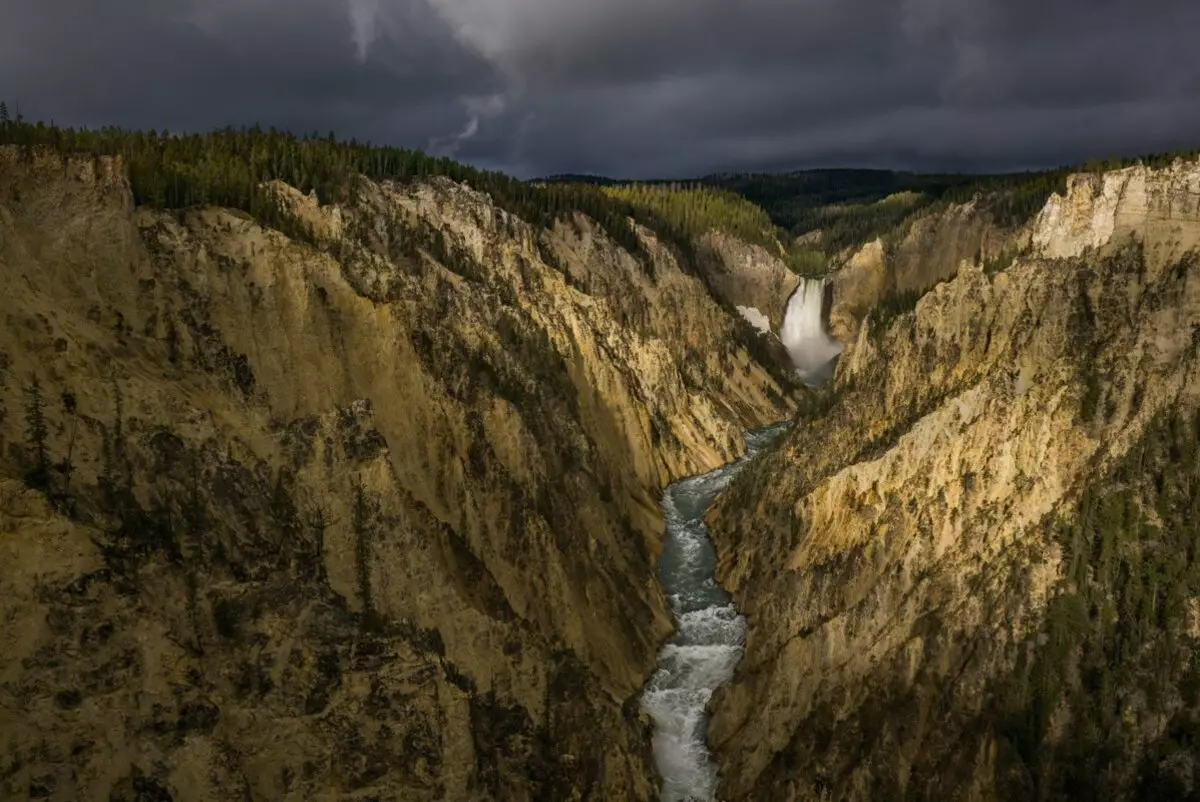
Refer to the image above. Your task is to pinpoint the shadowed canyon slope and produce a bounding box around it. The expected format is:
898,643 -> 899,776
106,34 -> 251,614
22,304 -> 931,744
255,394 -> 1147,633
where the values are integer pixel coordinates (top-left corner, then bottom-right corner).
0,147 -> 800,801
708,159 -> 1200,800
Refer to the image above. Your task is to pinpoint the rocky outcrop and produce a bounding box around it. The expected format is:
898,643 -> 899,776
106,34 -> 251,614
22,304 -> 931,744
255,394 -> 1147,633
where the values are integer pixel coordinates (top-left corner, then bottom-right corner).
824,240 -> 885,344
0,148 -> 797,801
694,231 -> 800,332
825,200 -> 1024,343
707,158 -> 1200,800
1032,160 -> 1200,270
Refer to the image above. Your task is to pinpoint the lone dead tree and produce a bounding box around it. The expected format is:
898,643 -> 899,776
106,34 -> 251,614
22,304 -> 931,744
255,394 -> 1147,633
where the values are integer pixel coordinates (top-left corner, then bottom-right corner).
302,499 -> 338,585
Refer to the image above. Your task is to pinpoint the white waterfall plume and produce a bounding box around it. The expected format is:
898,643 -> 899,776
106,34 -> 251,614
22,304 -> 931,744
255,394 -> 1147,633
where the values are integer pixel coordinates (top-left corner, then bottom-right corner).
780,278 -> 841,385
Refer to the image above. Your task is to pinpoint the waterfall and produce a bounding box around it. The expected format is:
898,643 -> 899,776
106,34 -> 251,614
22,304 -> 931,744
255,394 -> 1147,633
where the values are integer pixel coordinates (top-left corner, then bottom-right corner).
780,278 -> 841,386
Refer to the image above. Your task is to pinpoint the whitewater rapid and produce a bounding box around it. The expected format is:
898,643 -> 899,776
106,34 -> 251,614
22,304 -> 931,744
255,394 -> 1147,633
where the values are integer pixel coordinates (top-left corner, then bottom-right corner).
641,424 -> 789,802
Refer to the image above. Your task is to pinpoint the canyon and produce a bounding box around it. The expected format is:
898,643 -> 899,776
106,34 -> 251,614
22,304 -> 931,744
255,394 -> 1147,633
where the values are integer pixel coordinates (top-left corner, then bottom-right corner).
3,135 -> 1200,802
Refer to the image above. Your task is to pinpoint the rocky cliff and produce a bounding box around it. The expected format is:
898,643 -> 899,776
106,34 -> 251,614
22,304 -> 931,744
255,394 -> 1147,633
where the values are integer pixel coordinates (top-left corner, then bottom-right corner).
824,198 -> 1024,344
707,158 -> 1200,800
693,230 -> 800,333
0,147 -> 797,801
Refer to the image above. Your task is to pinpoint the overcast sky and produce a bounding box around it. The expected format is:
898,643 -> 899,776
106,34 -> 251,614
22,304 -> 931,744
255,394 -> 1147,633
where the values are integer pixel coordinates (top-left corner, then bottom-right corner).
2,0 -> 1198,178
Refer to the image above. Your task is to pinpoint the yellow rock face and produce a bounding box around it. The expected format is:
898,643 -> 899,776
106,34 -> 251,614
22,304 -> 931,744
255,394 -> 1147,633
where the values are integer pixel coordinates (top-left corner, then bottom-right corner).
694,230 -> 801,333
706,159 -> 1200,800
0,148 -> 795,801
825,200 -> 1022,344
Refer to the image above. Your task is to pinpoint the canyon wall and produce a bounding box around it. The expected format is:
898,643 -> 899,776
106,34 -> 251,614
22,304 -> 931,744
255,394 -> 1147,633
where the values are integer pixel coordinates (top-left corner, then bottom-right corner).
0,148 -> 797,801
825,199 -> 1026,344
708,159 -> 1200,800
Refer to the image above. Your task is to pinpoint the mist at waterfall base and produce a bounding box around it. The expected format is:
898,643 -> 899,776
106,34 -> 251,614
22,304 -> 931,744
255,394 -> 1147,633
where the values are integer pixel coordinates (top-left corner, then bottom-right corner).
781,279 -> 842,386
641,425 -> 789,802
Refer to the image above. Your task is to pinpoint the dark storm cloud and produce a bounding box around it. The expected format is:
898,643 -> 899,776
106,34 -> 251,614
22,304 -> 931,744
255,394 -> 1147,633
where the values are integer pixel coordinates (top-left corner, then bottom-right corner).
2,0 -> 1198,177
0,0 -> 499,145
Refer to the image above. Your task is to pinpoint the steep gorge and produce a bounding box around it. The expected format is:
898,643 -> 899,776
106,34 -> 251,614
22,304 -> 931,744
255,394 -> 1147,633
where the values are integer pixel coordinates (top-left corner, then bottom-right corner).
707,159 -> 1200,800
0,147 -> 800,801
11,137 -> 1200,802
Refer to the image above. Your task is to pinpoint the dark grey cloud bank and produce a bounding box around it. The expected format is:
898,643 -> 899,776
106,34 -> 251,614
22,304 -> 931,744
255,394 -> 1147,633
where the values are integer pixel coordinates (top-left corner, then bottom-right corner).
2,0 -> 1198,178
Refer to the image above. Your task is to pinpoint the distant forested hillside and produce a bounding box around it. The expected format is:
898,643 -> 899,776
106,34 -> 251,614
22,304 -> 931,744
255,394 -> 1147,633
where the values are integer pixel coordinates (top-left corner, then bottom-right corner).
537,174 -> 626,187
541,150 -> 1197,278
0,115 -> 700,268
704,149 -> 1199,256
602,183 -> 779,251
7,106 -> 1192,280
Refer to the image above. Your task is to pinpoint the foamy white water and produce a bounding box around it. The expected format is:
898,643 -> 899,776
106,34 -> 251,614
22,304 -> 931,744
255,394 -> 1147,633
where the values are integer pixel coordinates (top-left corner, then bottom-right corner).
781,278 -> 842,385
642,424 -> 788,802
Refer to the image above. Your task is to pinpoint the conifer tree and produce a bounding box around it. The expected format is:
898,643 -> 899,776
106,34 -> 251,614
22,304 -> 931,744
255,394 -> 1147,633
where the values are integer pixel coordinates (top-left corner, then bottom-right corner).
23,376 -> 49,489
352,477 -> 378,629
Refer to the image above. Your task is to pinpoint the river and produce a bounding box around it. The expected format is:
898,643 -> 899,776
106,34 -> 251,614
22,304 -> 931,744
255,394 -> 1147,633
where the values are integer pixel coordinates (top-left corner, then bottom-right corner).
641,423 -> 790,802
